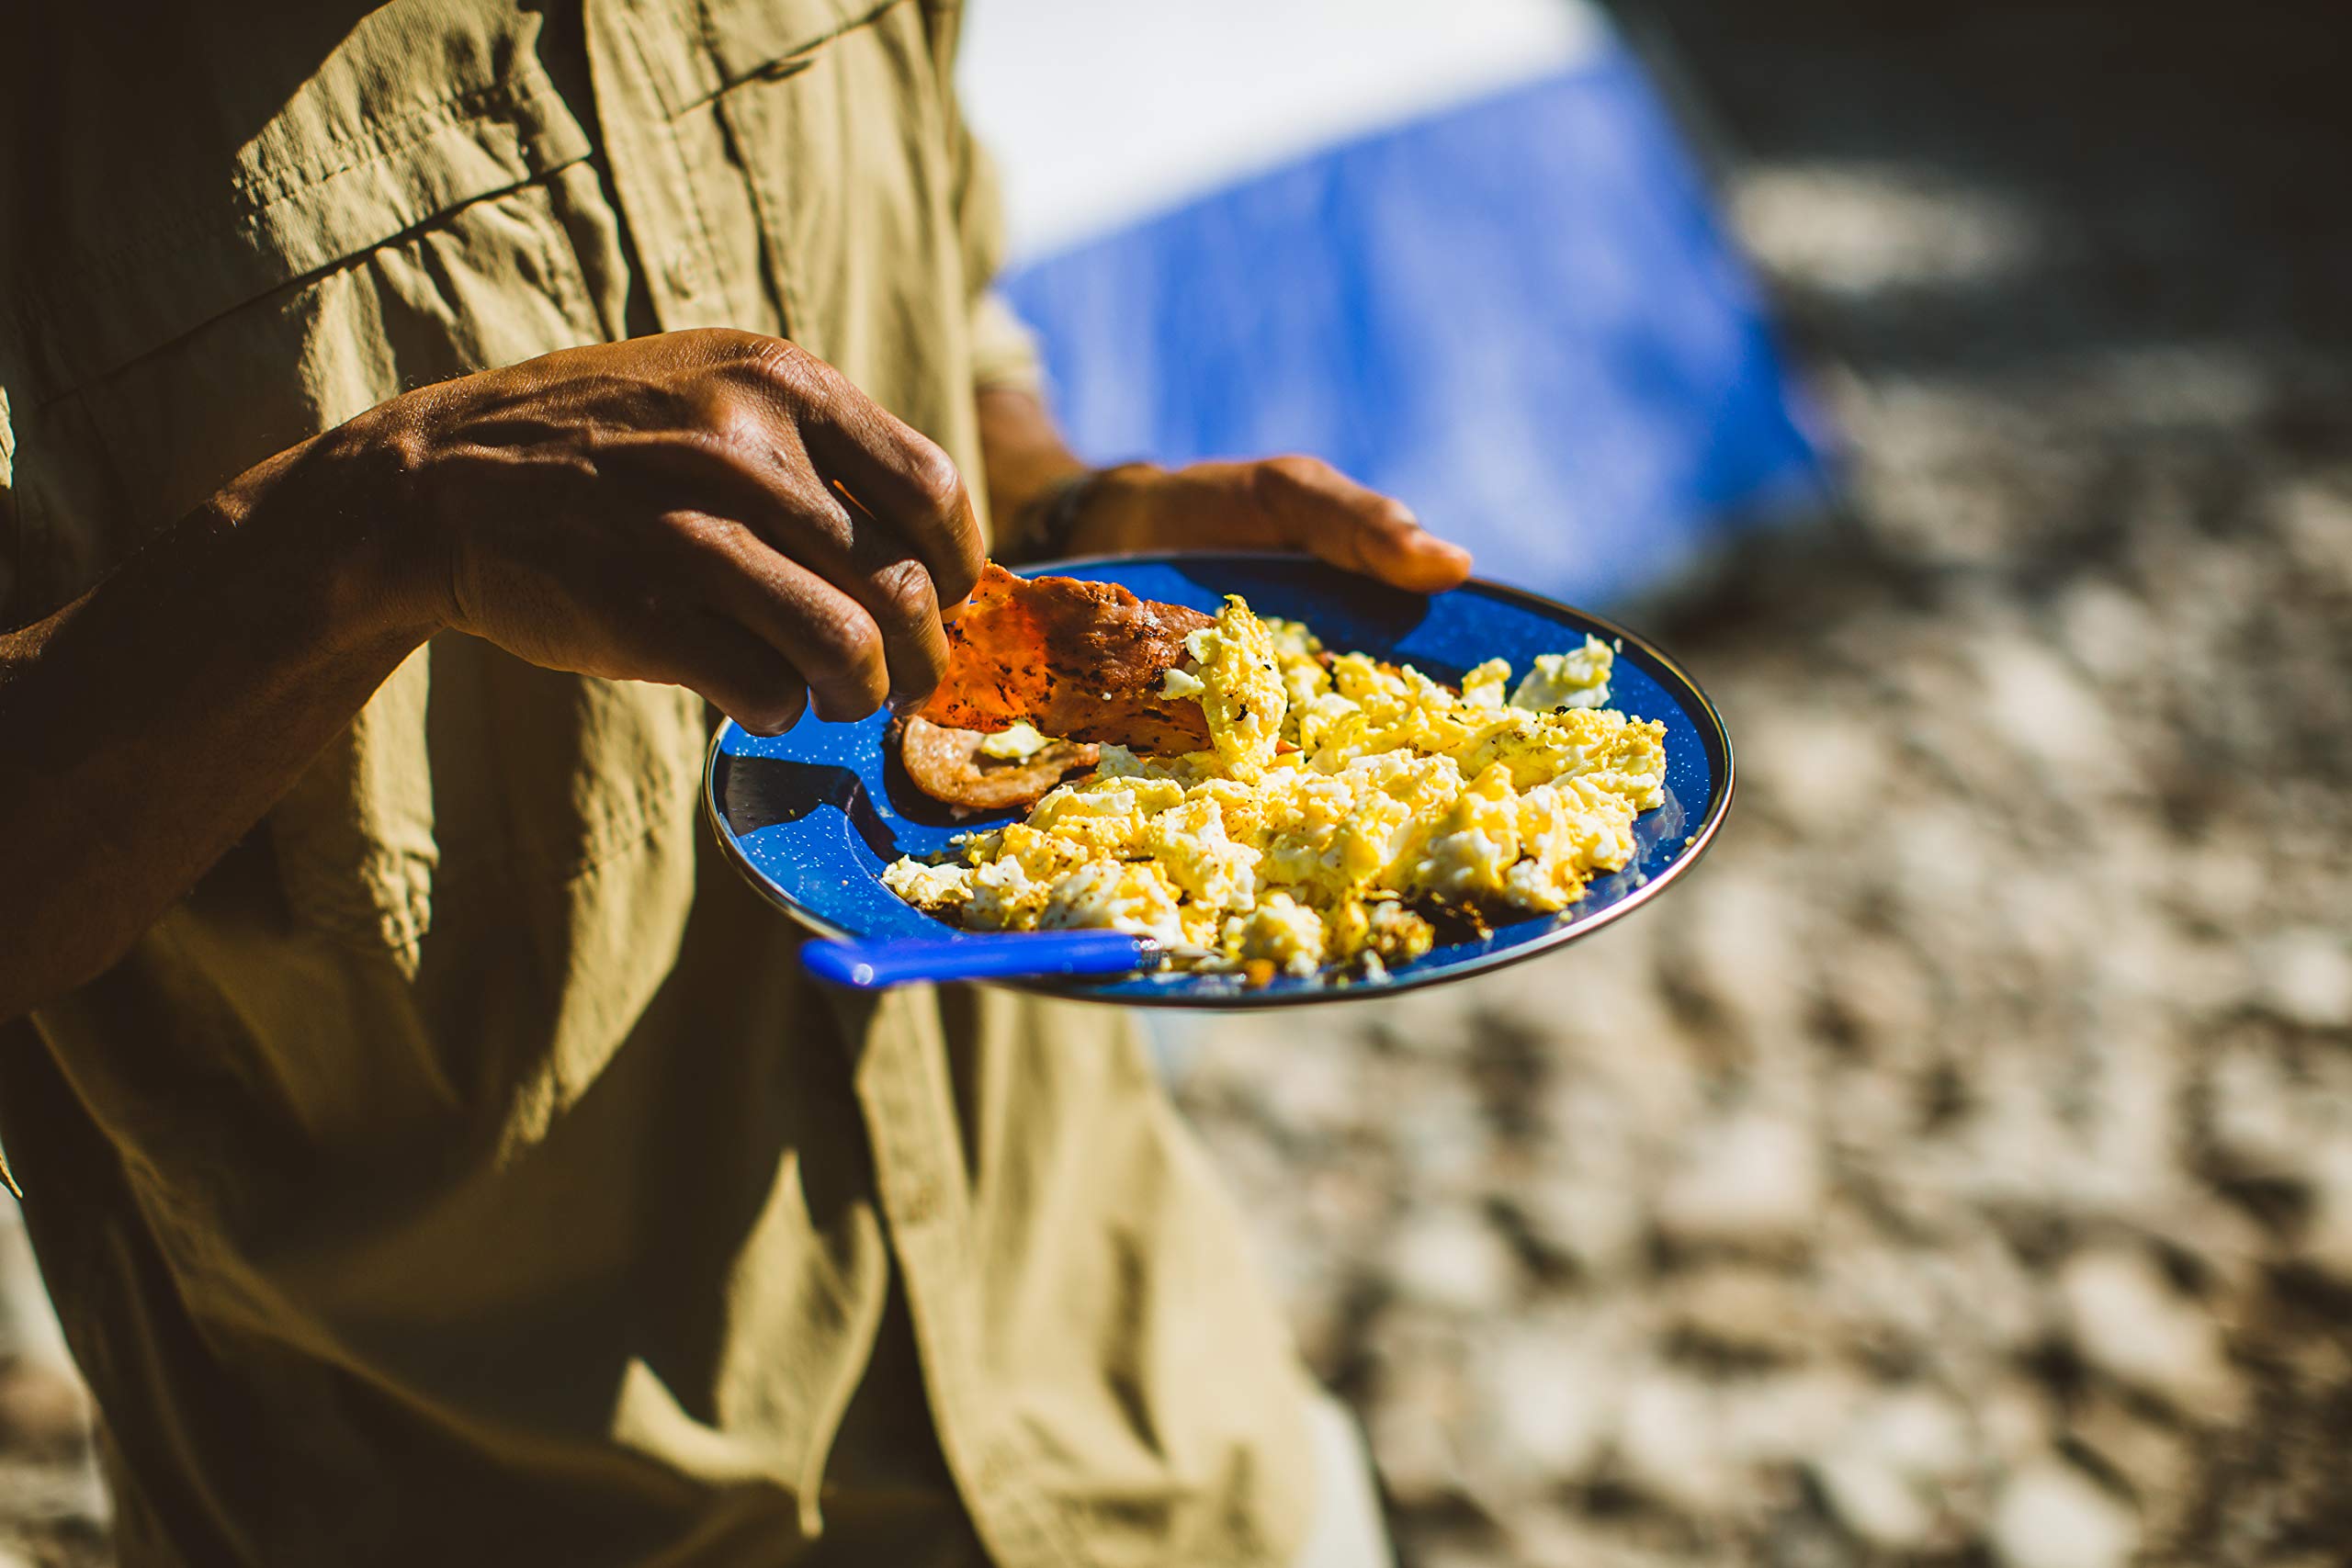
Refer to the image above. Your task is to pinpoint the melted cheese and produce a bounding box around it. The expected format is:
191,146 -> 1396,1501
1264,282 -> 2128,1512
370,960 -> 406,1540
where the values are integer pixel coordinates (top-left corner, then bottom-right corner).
977,720 -> 1051,760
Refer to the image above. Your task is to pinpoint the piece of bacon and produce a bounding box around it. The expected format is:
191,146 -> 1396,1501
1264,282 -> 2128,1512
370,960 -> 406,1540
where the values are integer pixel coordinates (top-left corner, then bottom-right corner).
913,562 -> 1214,754
895,716 -> 1100,813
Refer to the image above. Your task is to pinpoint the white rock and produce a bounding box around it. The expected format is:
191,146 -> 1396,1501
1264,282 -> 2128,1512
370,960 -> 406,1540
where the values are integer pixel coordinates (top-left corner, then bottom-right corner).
1885,800 -> 1998,924
1866,1386 -> 1977,1481
2298,1140 -> 2352,1287
1668,1266 -> 1823,1362
2201,1039 -> 2310,1179
2058,1247 -> 2241,1422
2056,581 -> 2158,683
1616,1372 -> 1745,1516
1729,164 -> 2040,299
2072,1027 -> 2186,1214
1514,1168 -> 1646,1276
1676,874 -> 1812,1039
1387,1076 -> 1497,1200
1814,1448 -> 1936,1551
2253,929 -> 2352,1031
2091,343 -> 2267,429
1816,1230 -> 2042,1362
2161,842 -> 2268,936
1990,1461 -> 2139,1568
1384,1203 -> 1521,1314
1807,1385 -> 1976,1551
1501,1506 -> 1698,1568
1737,705 -> 1894,835
1716,1369 -> 1862,1466
1520,1068 -> 1656,1273
1364,1342 -> 1467,1506
1496,1507 -> 1607,1568
1975,1384 -> 2058,1471
2115,1177 -> 2271,1303
1656,1111 -> 1824,1250
1974,637 -> 2132,789
2277,479 -> 2352,591
1468,1321 -> 1620,1486
1817,935 -> 1935,1056
2068,1396 -> 2194,1531
1250,1034 -> 1362,1144
1376,988 -> 1487,1059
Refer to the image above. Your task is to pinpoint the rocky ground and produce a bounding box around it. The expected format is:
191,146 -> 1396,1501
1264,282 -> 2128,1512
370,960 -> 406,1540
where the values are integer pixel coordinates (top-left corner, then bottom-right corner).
1165,3 -> 2352,1564
3,3 -> 2347,1565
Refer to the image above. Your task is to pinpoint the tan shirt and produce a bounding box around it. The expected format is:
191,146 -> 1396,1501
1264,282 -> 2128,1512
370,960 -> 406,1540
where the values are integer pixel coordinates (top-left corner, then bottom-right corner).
0,4 -> 1315,1562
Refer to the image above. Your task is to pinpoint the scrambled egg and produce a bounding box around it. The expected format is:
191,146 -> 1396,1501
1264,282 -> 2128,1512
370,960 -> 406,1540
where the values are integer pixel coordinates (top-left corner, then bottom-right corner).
882,596 -> 1668,979
977,721 -> 1052,760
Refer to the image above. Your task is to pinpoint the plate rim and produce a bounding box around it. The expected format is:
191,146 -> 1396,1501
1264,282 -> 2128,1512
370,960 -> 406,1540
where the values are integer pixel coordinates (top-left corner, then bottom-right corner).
703,549 -> 1736,1009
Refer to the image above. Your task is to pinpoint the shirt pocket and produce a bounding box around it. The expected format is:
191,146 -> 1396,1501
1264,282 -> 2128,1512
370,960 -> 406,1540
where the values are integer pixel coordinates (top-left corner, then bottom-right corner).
74,169 -> 622,568
9,1 -> 604,612
695,0 -> 902,90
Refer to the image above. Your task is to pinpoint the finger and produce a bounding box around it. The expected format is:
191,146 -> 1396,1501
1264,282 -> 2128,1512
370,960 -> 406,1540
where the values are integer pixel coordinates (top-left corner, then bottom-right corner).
830,484 -> 954,710
741,345 -> 986,606
621,423 -> 953,709
682,514 -> 894,722
674,612 -> 810,737
1253,457 -> 1474,592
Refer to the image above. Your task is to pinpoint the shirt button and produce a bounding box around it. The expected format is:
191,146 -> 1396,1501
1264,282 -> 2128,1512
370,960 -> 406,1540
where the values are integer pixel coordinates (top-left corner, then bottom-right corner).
665,250 -> 703,299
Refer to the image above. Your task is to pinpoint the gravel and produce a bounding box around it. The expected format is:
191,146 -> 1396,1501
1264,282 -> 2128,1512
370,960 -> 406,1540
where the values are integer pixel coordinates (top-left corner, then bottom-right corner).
1164,3 -> 2352,1563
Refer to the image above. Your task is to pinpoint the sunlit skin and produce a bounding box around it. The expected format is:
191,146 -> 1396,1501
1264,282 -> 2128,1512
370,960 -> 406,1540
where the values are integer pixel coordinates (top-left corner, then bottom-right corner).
0,331 -> 1471,1022
976,386 -> 1474,593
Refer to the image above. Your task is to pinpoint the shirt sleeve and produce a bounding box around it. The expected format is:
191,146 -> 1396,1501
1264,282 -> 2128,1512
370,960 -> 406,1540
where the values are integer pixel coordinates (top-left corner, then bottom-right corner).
947,107 -> 1046,395
968,287 -> 1044,398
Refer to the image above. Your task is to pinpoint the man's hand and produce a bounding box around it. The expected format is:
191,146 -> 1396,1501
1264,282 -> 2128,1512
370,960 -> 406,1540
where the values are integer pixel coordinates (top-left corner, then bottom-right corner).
974,387 -> 1470,592
1064,458 -> 1473,594
0,328 -> 983,1018
372,330 -> 982,734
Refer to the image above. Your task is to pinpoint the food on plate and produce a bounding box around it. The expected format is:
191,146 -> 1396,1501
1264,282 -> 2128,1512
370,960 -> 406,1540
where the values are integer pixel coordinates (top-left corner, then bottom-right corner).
894,715 -> 1100,812
912,562 -> 1215,753
883,583 -> 1668,983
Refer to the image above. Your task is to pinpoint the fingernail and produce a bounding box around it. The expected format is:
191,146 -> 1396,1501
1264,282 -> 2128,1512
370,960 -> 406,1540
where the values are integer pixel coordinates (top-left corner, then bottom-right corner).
888,690 -> 922,716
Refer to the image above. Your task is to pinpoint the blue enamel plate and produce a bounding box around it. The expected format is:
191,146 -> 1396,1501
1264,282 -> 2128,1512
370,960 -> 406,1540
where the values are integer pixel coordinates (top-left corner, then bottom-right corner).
705,553 -> 1733,1008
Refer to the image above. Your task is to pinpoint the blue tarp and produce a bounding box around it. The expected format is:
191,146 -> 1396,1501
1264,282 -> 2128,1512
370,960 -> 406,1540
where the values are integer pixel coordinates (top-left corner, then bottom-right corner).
1000,50 -> 1833,607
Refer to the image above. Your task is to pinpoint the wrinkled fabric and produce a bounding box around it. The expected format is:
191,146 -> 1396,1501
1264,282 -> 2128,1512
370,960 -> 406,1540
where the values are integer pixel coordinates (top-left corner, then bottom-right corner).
0,4 -> 1317,1563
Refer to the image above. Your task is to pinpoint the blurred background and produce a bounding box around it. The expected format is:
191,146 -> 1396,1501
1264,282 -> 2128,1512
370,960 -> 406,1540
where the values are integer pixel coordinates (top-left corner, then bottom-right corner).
4,0 -> 2350,1563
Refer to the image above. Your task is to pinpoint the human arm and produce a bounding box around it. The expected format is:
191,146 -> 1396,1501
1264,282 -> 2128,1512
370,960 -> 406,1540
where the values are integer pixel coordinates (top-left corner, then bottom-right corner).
975,386 -> 1474,592
0,330 -> 980,1021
